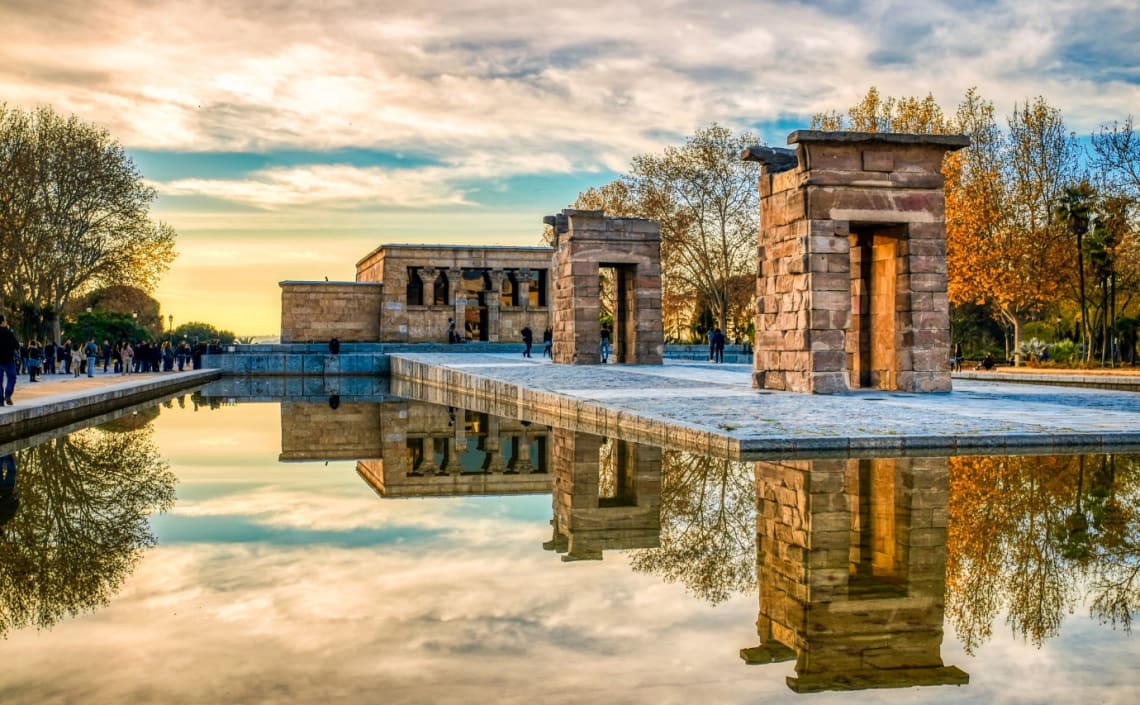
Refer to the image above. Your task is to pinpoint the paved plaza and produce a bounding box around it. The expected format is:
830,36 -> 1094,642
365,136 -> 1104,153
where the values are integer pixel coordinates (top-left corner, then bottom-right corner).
394,353 -> 1140,455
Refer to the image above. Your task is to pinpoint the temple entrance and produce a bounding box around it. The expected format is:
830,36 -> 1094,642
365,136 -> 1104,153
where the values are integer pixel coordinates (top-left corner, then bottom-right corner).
548,208 -> 663,365
848,225 -> 904,390
597,264 -> 638,364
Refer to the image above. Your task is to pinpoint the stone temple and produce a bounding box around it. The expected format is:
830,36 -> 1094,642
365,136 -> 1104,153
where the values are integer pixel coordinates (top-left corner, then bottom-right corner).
743,131 -> 969,394
277,129 -> 966,395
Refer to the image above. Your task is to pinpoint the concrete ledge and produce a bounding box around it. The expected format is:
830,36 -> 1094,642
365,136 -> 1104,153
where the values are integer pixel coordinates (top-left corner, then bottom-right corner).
0,369 -> 221,443
955,370 -> 1140,391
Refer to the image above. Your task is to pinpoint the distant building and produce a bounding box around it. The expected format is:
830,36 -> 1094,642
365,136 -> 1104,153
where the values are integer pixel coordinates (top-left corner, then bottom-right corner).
280,244 -> 553,343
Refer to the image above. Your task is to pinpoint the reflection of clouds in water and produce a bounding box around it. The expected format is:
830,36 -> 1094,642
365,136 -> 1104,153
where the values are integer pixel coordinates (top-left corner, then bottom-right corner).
6,536 -> 1140,703
2,541 -> 761,704
170,490 -> 545,538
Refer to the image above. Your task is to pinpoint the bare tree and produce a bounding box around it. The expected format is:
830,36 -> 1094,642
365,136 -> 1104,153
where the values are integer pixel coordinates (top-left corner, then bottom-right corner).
574,124 -> 759,339
0,104 -> 177,341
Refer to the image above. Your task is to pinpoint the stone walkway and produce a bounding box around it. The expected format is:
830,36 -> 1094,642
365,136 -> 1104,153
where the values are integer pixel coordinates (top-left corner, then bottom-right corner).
0,368 -> 220,444
391,353 -> 1140,456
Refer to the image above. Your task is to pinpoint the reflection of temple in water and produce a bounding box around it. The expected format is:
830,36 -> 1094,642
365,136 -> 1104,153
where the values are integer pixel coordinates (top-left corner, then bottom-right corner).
742,457 -> 968,693
277,398 -> 661,558
345,402 -> 551,497
543,430 -> 661,561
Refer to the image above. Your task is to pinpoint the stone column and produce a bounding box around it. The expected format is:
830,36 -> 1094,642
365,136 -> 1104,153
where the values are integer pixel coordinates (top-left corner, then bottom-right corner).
517,268 -> 532,312
487,269 -> 505,342
445,268 -> 461,306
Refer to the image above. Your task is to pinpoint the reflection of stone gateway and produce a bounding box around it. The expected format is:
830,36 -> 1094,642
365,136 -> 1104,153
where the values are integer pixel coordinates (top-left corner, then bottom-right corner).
544,429 -> 661,561
742,456 -> 968,692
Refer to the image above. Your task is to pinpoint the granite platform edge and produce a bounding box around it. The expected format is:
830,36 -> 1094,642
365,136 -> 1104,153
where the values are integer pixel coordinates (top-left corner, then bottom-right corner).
0,369 -> 222,444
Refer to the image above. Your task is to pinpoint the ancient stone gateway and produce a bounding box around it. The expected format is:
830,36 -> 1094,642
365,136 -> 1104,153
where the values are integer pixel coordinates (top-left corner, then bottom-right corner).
547,209 -> 664,365
743,131 -> 969,394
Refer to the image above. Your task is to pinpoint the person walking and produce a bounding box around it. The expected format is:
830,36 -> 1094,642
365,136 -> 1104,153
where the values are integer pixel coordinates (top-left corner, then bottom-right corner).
521,325 -> 534,358
599,325 -> 611,363
83,337 -> 98,377
0,316 -> 20,406
543,327 -> 553,358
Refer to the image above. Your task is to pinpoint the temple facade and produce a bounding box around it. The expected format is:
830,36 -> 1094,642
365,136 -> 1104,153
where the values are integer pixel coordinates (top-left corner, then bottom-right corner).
280,244 -> 554,344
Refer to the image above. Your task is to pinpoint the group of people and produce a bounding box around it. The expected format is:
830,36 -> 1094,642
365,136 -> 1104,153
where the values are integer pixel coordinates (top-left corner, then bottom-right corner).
0,314 -> 207,407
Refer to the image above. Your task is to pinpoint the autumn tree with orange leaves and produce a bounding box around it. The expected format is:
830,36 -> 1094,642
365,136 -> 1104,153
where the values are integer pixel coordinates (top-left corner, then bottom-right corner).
814,88 -> 1083,364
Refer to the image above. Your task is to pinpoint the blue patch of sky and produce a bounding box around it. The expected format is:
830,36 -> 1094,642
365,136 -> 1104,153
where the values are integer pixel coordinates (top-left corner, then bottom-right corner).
150,513 -> 445,547
1055,11 -> 1140,85
130,147 -> 445,181
465,171 -> 622,209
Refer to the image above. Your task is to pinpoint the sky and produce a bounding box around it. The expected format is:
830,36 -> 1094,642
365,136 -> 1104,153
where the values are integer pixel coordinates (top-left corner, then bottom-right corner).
2,0 -> 1138,337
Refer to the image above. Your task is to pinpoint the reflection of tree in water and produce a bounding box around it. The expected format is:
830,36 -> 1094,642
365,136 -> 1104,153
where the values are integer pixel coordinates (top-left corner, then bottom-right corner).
947,453 -> 1140,654
629,450 -> 755,604
0,425 -> 176,638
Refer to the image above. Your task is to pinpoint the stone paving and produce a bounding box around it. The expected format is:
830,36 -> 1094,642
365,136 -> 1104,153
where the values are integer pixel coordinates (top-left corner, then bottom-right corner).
392,353 -> 1140,455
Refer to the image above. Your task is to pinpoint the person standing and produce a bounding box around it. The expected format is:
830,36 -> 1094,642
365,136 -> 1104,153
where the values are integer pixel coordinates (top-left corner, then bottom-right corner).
0,316 -> 20,406
83,337 -> 98,378
953,343 -> 963,372
521,325 -> 534,358
599,325 -> 611,363
73,340 -> 86,378
447,318 -> 457,344
120,342 -> 134,375
59,339 -> 72,375
26,340 -> 42,381
543,327 -> 553,358
44,340 -> 56,375
102,339 -> 112,373
712,328 -> 725,364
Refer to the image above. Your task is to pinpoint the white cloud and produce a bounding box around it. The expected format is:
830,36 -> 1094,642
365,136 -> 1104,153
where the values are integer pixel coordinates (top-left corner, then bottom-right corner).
4,0 -> 1135,170
153,164 -> 474,209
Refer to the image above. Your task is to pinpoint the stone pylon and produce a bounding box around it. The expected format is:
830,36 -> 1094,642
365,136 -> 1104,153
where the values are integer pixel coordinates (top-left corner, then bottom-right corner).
743,131 -> 969,394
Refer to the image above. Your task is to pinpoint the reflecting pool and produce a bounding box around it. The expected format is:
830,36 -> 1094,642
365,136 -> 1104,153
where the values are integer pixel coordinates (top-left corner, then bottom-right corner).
1,386 -> 1139,704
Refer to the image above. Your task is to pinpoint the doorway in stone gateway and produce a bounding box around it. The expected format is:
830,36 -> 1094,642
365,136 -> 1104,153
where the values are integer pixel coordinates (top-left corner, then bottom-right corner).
599,263 -> 638,364
848,224 -> 906,390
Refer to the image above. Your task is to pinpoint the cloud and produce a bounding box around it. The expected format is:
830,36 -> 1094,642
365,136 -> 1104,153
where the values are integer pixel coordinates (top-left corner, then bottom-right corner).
153,164 -> 475,209
5,0 -> 1136,170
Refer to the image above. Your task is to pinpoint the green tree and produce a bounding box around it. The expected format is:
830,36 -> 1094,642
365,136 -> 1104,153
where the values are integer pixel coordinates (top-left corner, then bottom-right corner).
172,321 -> 236,345
0,104 -> 177,342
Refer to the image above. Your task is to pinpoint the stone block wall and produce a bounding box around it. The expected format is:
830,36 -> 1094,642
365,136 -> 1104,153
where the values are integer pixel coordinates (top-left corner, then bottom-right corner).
746,132 -> 968,394
280,401 -> 383,461
280,281 -> 383,343
551,209 -> 663,364
355,244 -> 553,343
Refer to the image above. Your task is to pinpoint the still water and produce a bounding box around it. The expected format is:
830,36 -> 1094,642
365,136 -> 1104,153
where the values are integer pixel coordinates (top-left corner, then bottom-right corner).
1,386 -> 1139,704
